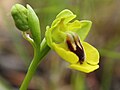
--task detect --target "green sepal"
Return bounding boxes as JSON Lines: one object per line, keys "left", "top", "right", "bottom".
{"left": 27, "top": 4, "right": 41, "bottom": 45}
{"left": 76, "top": 20, "right": 92, "bottom": 41}
{"left": 67, "top": 20, "right": 92, "bottom": 41}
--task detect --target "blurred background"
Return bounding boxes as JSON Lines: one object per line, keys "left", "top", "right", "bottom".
{"left": 0, "top": 0, "right": 120, "bottom": 90}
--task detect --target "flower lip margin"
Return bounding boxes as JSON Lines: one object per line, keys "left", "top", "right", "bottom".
{"left": 69, "top": 62, "right": 99, "bottom": 73}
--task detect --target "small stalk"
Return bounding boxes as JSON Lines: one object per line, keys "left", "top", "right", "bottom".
{"left": 20, "top": 39, "right": 50, "bottom": 90}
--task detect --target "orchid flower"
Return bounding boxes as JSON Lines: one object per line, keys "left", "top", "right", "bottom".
{"left": 45, "top": 9, "right": 99, "bottom": 73}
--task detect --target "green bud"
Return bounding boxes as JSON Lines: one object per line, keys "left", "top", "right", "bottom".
{"left": 11, "top": 4, "right": 29, "bottom": 31}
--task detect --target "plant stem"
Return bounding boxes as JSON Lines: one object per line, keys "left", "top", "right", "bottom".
{"left": 71, "top": 71, "right": 86, "bottom": 90}
{"left": 20, "top": 39, "right": 50, "bottom": 90}
{"left": 20, "top": 45, "right": 40, "bottom": 90}
{"left": 101, "top": 59, "right": 114, "bottom": 90}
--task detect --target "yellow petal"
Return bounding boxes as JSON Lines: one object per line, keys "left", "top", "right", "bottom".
{"left": 69, "top": 62, "right": 99, "bottom": 73}
{"left": 52, "top": 43, "right": 79, "bottom": 64}
{"left": 82, "top": 42, "right": 99, "bottom": 65}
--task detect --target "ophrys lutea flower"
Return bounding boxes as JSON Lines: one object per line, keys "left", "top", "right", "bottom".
{"left": 45, "top": 9, "right": 99, "bottom": 73}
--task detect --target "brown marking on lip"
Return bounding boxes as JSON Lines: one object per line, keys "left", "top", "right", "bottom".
{"left": 66, "top": 34, "right": 85, "bottom": 64}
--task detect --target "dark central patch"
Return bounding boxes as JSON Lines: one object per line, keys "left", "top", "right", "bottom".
{"left": 66, "top": 34, "right": 85, "bottom": 64}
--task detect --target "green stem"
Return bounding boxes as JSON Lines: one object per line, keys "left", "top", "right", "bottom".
{"left": 20, "top": 45, "right": 40, "bottom": 90}
{"left": 101, "top": 59, "right": 114, "bottom": 90}
{"left": 20, "top": 39, "right": 50, "bottom": 90}
{"left": 71, "top": 71, "right": 86, "bottom": 90}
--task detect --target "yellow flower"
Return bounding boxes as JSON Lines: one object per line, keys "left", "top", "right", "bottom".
{"left": 45, "top": 9, "right": 99, "bottom": 73}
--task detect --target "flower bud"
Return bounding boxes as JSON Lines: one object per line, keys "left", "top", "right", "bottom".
{"left": 11, "top": 4, "right": 29, "bottom": 31}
